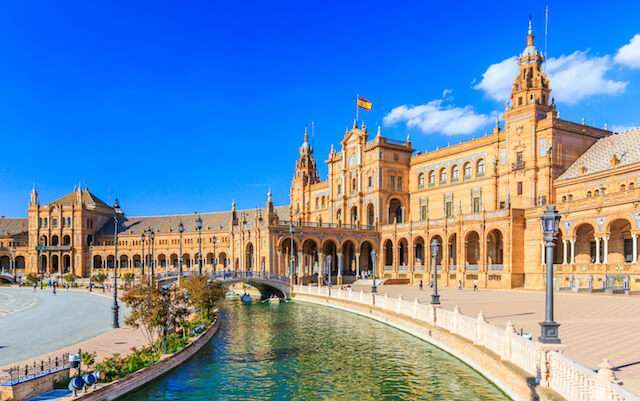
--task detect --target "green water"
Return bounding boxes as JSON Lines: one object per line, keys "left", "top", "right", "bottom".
{"left": 118, "top": 301, "right": 510, "bottom": 400}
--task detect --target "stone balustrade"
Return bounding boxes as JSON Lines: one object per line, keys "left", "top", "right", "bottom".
{"left": 295, "top": 285, "right": 637, "bottom": 401}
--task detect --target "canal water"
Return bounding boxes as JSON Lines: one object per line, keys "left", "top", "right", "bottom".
{"left": 119, "top": 301, "right": 510, "bottom": 401}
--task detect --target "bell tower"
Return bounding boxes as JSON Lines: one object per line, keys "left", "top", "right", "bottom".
{"left": 508, "top": 18, "right": 552, "bottom": 112}
{"left": 290, "top": 127, "right": 319, "bottom": 223}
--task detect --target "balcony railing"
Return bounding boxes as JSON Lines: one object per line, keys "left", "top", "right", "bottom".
{"left": 512, "top": 161, "right": 525, "bottom": 171}
{"left": 399, "top": 265, "right": 408, "bottom": 272}
{"left": 279, "top": 221, "right": 376, "bottom": 231}
{"left": 466, "top": 264, "right": 480, "bottom": 271}
{"left": 489, "top": 264, "right": 504, "bottom": 271}
{"left": 384, "top": 265, "right": 393, "bottom": 272}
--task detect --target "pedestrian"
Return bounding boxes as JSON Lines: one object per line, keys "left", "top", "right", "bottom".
{"left": 458, "top": 280, "right": 462, "bottom": 290}
{"left": 419, "top": 279, "right": 423, "bottom": 291}
{"left": 33, "top": 280, "right": 37, "bottom": 292}
{"left": 53, "top": 282, "right": 57, "bottom": 295}
{"left": 473, "top": 279, "right": 478, "bottom": 292}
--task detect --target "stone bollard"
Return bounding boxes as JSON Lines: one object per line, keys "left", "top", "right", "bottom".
{"left": 596, "top": 359, "right": 622, "bottom": 399}
{"left": 474, "top": 312, "right": 486, "bottom": 345}
{"left": 501, "top": 321, "right": 514, "bottom": 361}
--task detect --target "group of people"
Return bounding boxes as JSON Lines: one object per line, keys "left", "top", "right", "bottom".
{"left": 419, "top": 278, "right": 480, "bottom": 292}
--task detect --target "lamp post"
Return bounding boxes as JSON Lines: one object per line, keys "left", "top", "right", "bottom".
{"left": 140, "top": 233, "right": 145, "bottom": 281}
{"left": 161, "top": 284, "right": 169, "bottom": 354}
{"left": 539, "top": 205, "right": 562, "bottom": 344}
{"left": 212, "top": 235, "right": 217, "bottom": 275}
{"left": 112, "top": 199, "right": 122, "bottom": 329}
{"left": 430, "top": 238, "right": 441, "bottom": 305}
{"left": 371, "top": 249, "right": 377, "bottom": 293}
{"left": 178, "top": 222, "right": 184, "bottom": 279}
{"left": 289, "top": 222, "right": 295, "bottom": 288}
{"left": 195, "top": 214, "right": 203, "bottom": 276}
{"left": 326, "top": 254, "right": 332, "bottom": 296}
{"left": 150, "top": 230, "right": 155, "bottom": 284}
{"left": 11, "top": 241, "right": 16, "bottom": 282}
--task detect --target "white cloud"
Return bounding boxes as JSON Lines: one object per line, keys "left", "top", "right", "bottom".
{"left": 383, "top": 99, "right": 494, "bottom": 136}
{"left": 615, "top": 34, "right": 640, "bottom": 69}
{"left": 611, "top": 124, "right": 639, "bottom": 133}
{"left": 473, "top": 56, "right": 518, "bottom": 102}
{"left": 475, "top": 51, "right": 627, "bottom": 105}
{"left": 546, "top": 51, "right": 627, "bottom": 104}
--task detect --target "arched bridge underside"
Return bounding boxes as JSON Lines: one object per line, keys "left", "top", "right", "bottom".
{"left": 0, "top": 273, "right": 15, "bottom": 284}
{"left": 157, "top": 272, "right": 290, "bottom": 299}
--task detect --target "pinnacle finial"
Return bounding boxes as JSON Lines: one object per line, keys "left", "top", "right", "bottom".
{"left": 267, "top": 188, "right": 272, "bottom": 204}
{"left": 232, "top": 200, "right": 237, "bottom": 211}
{"left": 304, "top": 126, "right": 309, "bottom": 143}
{"left": 376, "top": 125, "right": 382, "bottom": 137}
{"left": 352, "top": 119, "right": 358, "bottom": 129}
{"left": 528, "top": 16, "right": 533, "bottom": 35}
{"left": 406, "top": 131, "right": 411, "bottom": 143}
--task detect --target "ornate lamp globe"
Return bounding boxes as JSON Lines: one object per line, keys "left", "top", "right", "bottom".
{"left": 178, "top": 222, "right": 184, "bottom": 234}
{"left": 430, "top": 238, "right": 440, "bottom": 257}
{"left": 541, "top": 205, "right": 561, "bottom": 241}
{"left": 195, "top": 214, "right": 203, "bottom": 231}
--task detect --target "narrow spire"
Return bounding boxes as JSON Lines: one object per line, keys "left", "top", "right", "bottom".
{"left": 376, "top": 125, "right": 382, "bottom": 138}
{"left": 304, "top": 126, "right": 309, "bottom": 143}
{"left": 267, "top": 188, "right": 272, "bottom": 204}
{"left": 231, "top": 200, "right": 237, "bottom": 211}
{"left": 406, "top": 131, "right": 411, "bottom": 143}
{"left": 352, "top": 119, "right": 358, "bottom": 129}
{"left": 527, "top": 17, "right": 535, "bottom": 46}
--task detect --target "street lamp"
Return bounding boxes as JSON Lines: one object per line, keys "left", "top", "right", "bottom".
{"left": 539, "top": 205, "right": 562, "bottom": 344}
{"left": 326, "top": 254, "right": 332, "bottom": 296}
{"left": 140, "top": 232, "right": 145, "bottom": 279}
{"left": 430, "top": 238, "right": 441, "bottom": 305}
{"left": 112, "top": 199, "right": 122, "bottom": 329}
{"left": 178, "top": 222, "right": 184, "bottom": 279}
{"left": 195, "top": 214, "right": 203, "bottom": 276}
{"left": 212, "top": 235, "right": 217, "bottom": 275}
{"left": 289, "top": 222, "right": 295, "bottom": 288}
{"left": 150, "top": 230, "right": 155, "bottom": 285}
{"left": 371, "top": 249, "right": 377, "bottom": 293}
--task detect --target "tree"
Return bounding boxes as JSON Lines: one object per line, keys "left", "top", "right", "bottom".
{"left": 123, "top": 272, "right": 135, "bottom": 289}
{"left": 121, "top": 284, "right": 189, "bottom": 352}
{"left": 180, "top": 276, "right": 224, "bottom": 320}
{"left": 63, "top": 273, "right": 77, "bottom": 286}
{"left": 91, "top": 273, "right": 107, "bottom": 286}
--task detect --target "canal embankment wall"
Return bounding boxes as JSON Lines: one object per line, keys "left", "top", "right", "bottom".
{"left": 74, "top": 317, "right": 220, "bottom": 401}
{"left": 294, "top": 286, "right": 635, "bottom": 401}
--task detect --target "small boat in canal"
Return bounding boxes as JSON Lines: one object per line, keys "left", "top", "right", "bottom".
{"left": 241, "top": 293, "right": 253, "bottom": 304}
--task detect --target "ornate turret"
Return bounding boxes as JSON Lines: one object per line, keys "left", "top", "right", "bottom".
{"left": 29, "top": 185, "right": 38, "bottom": 207}
{"left": 509, "top": 18, "right": 551, "bottom": 111}
{"left": 290, "top": 127, "right": 320, "bottom": 223}
{"left": 231, "top": 200, "right": 238, "bottom": 225}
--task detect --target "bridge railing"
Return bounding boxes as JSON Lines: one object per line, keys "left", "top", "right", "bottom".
{"left": 294, "top": 285, "right": 638, "bottom": 401}
{"left": 157, "top": 271, "right": 290, "bottom": 285}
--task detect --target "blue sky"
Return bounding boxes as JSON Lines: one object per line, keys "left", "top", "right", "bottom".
{"left": 2, "top": 1, "right": 639, "bottom": 217}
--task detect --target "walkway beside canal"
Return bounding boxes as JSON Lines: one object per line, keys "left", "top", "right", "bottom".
{"left": 363, "top": 285, "right": 640, "bottom": 394}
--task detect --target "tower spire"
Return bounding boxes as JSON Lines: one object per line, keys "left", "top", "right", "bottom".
{"left": 527, "top": 16, "right": 535, "bottom": 46}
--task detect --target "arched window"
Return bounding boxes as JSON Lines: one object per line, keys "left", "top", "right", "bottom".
{"left": 620, "top": 184, "right": 626, "bottom": 192}
{"left": 451, "top": 165, "right": 459, "bottom": 181}
{"left": 428, "top": 170, "right": 436, "bottom": 185}
{"left": 315, "top": 197, "right": 319, "bottom": 209}
{"left": 51, "top": 235, "right": 59, "bottom": 246}
{"left": 630, "top": 183, "right": 636, "bottom": 191}
{"left": 439, "top": 168, "right": 447, "bottom": 184}
{"left": 417, "top": 173, "right": 425, "bottom": 189}
{"left": 336, "top": 209, "right": 342, "bottom": 224}
{"left": 463, "top": 162, "right": 472, "bottom": 178}
{"left": 476, "top": 159, "right": 485, "bottom": 176}
{"left": 63, "top": 235, "right": 71, "bottom": 245}
{"left": 587, "top": 191, "right": 592, "bottom": 198}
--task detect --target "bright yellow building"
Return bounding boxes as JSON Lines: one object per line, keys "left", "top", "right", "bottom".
{"left": 1, "top": 24, "right": 637, "bottom": 292}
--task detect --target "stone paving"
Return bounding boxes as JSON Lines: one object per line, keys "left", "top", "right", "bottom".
{"left": 0, "top": 287, "right": 142, "bottom": 368}
{"left": 364, "top": 284, "right": 640, "bottom": 394}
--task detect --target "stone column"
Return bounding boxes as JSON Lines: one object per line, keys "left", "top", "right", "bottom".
{"left": 633, "top": 234, "right": 638, "bottom": 264}
{"left": 603, "top": 236, "right": 609, "bottom": 264}
{"left": 318, "top": 252, "right": 324, "bottom": 286}
{"left": 570, "top": 239, "right": 576, "bottom": 264}
{"left": 595, "top": 237, "right": 601, "bottom": 264}
{"left": 337, "top": 252, "right": 343, "bottom": 285}
{"left": 562, "top": 240, "right": 568, "bottom": 265}
{"left": 277, "top": 251, "right": 281, "bottom": 276}
{"left": 355, "top": 253, "right": 360, "bottom": 280}
{"left": 297, "top": 250, "right": 303, "bottom": 285}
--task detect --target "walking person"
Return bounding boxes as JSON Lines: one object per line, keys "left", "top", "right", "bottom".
{"left": 473, "top": 279, "right": 478, "bottom": 292}
{"left": 458, "top": 280, "right": 462, "bottom": 290}
{"left": 419, "top": 279, "right": 423, "bottom": 291}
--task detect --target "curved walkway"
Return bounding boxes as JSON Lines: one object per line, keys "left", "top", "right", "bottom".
{"left": 0, "top": 288, "right": 131, "bottom": 366}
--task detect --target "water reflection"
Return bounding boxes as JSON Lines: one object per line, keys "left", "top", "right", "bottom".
{"left": 119, "top": 302, "right": 510, "bottom": 401}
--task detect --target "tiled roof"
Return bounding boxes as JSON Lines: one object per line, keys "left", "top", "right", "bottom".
{"left": 0, "top": 218, "right": 28, "bottom": 236}
{"left": 49, "top": 188, "right": 112, "bottom": 209}
{"left": 558, "top": 128, "right": 640, "bottom": 180}
{"left": 97, "top": 205, "right": 289, "bottom": 236}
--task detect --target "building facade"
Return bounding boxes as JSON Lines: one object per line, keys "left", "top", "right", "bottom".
{"left": 1, "top": 23, "right": 639, "bottom": 291}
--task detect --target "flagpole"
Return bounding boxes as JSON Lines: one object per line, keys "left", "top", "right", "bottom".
{"left": 355, "top": 93, "right": 359, "bottom": 126}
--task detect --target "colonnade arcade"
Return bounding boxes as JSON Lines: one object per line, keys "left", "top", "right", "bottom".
{"left": 275, "top": 236, "right": 377, "bottom": 284}
{"left": 381, "top": 227, "right": 506, "bottom": 287}
{"left": 90, "top": 250, "right": 235, "bottom": 274}
{"left": 553, "top": 217, "right": 640, "bottom": 289}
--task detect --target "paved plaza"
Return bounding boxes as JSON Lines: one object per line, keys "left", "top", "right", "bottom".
{"left": 366, "top": 284, "right": 640, "bottom": 393}
{"left": 0, "top": 288, "right": 131, "bottom": 366}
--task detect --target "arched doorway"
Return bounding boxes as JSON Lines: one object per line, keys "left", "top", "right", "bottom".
{"left": 413, "top": 236, "right": 425, "bottom": 269}
{"left": 398, "top": 238, "right": 409, "bottom": 271}
{"left": 388, "top": 199, "right": 403, "bottom": 224}
{"left": 0, "top": 256, "right": 10, "bottom": 272}
{"left": 93, "top": 255, "right": 102, "bottom": 270}
{"left": 384, "top": 239, "right": 393, "bottom": 272}
{"left": 465, "top": 231, "right": 480, "bottom": 269}
{"left": 321, "top": 240, "right": 338, "bottom": 280}
{"left": 219, "top": 252, "right": 228, "bottom": 269}
{"left": 51, "top": 255, "right": 59, "bottom": 273}
{"left": 486, "top": 230, "right": 504, "bottom": 268}
{"left": 15, "top": 256, "right": 25, "bottom": 270}
{"left": 574, "top": 224, "right": 596, "bottom": 264}
{"left": 280, "top": 237, "right": 298, "bottom": 277}
{"left": 245, "top": 243, "right": 254, "bottom": 271}
{"left": 119, "top": 255, "right": 129, "bottom": 270}
{"left": 350, "top": 206, "right": 358, "bottom": 226}
{"left": 608, "top": 219, "right": 633, "bottom": 264}
{"left": 40, "top": 255, "right": 48, "bottom": 273}
{"left": 341, "top": 240, "right": 356, "bottom": 279}
{"left": 302, "top": 239, "right": 318, "bottom": 283}
{"left": 206, "top": 253, "right": 215, "bottom": 271}
{"left": 63, "top": 254, "right": 71, "bottom": 273}
{"left": 360, "top": 241, "right": 374, "bottom": 278}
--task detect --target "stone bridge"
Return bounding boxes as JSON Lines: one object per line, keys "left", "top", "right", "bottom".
{"left": 0, "top": 272, "right": 15, "bottom": 283}
{"left": 158, "top": 271, "right": 291, "bottom": 298}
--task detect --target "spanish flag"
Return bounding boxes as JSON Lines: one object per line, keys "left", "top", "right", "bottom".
{"left": 357, "top": 97, "right": 372, "bottom": 111}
